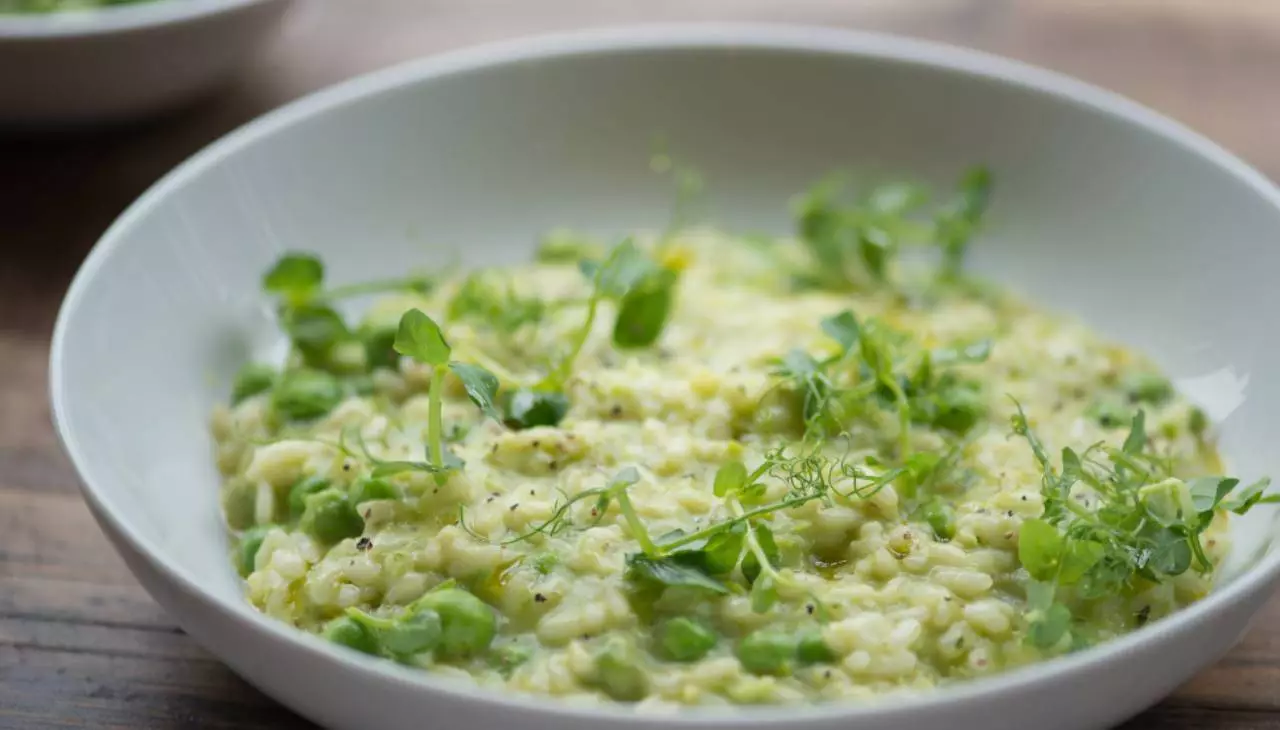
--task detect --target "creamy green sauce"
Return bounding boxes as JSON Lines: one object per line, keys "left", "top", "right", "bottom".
{"left": 212, "top": 173, "right": 1261, "bottom": 707}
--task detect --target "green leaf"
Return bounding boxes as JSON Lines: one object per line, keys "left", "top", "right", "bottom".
{"left": 231, "top": 363, "right": 276, "bottom": 404}
{"left": 1025, "top": 580, "right": 1055, "bottom": 612}
{"left": 1028, "top": 602, "right": 1071, "bottom": 649}
{"left": 613, "top": 268, "right": 677, "bottom": 349}
{"left": 1225, "top": 477, "right": 1278, "bottom": 515}
{"left": 282, "top": 303, "right": 349, "bottom": 361}
{"left": 625, "top": 554, "right": 728, "bottom": 594}
{"left": 448, "top": 361, "right": 502, "bottom": 421}
{"left": 750, "top": 573, "right": 779, "bottom": 613}
{"left": 1150, "top": 528, "right": 1192, "bottom": 576}
{"left": 713, "top": 461, "right": 748, "bottom": 498}
{"left": 858, "top": 229, "right": 890, "bottom": 281}
{"left": 819, "top": 310, "right": 860, "bottom": 354}
{"left": 1018, "top": 519, "right": 1063, "bottom": 581}
{"left": 263, "top": 252, "right": 323, "bottom": 302}
{"left": 504, "top": 389, "right": 570, "bottom": 430}
{"left": 1060, "top": 448, "right": 1083, "bottom": 491}
{"left": 1058, "top": 539, "right": 1105, "bottom": 584}
{"left": 393, "top": 309, "right": 451, "bottom": 366}
{"left": 594, "top": 240, "right": 654, "bottom": 299}
{"left": 701, "top": 524, "right": 747, "bottom": 574}
{"left": 1122, "top": 410, "right": 1147, "bottom": 456}
{"left": 1189, "top": 476, "right": 1239, "bottom": 513}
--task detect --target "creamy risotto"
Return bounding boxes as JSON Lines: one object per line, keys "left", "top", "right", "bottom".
{"left": 211, "top": 169, "right": 1272, "bottom": 707}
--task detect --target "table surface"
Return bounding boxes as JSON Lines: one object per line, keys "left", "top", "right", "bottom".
{"left": 4, "top": 1, "right": 1280, "bottom": 728}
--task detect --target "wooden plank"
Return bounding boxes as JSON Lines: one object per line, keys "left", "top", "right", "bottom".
{"left": 0, "top": 490, "right": 137, "bottom": 584}
{"left": 0, "top": 645, "right": 314, "bottom": 729}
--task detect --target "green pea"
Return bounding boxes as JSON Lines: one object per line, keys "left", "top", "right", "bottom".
{"left": 931, "top": 384, "right": 984, "bottom": 434}
{"left": 415, "top": 588, "right": 496, "bottom": 658}
{"left": 796, "top": 629, "right": 835, "bottom": 664}
{"left": 360, "top": 323, "right": 400, "bottom": 370}
{"left": 381, "top": 609, "right": 442, "bottom": 657}
{"left": 288, "top": 476, "right": 332, "bottom": 521}
{"left": 1087, "top": 398, "right": 1131, "bottom": 429}
{"left": 351, "top": 477, "right": 399, "bottom": 506}
{"left": 235, "top": 525, "right": 274, "bottom": 577}
{"left": 593, "top": 640, "right": 649, "bottom": 702}
{"left": 271, "top": 369, "right": 343, "bottom": 421}
{"left": 231, "top": 363, "right": 276, "bottom": 404}
{"left": 736, "top": 630, "right": 798, "bottom": 676}
{"left": 657, "top": 617, "right": 716, "bottom": 662}
{"left": 322, "top": 616, "right": 379, "bottom": 655}
{"left": 1121, "top": 372, "right": 1173, "bottom": 405}
{"left": 300, "top": 488, "right": 364, "bottom": 544}
{"left": 923, "top": 500, "right": 956, "bottom": 541}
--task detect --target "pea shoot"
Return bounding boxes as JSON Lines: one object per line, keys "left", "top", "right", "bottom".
{"left": 789, "top": 167, "right": 990, "bottom": 291}
{"left": 543, "top": 239, "right": 680, "bottom": 390}
{"left": 260, "top": 252, "right": 436, "bottom": 374}
{"left": 391, "top": 308, "right": 502, "bottom": 482}
{"left": 1009, "top": 400, "right": 1276, "bottom": 649}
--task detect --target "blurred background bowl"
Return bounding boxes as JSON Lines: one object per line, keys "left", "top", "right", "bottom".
{"left": 0, "top": 0, "right": 293, "bottom": 124}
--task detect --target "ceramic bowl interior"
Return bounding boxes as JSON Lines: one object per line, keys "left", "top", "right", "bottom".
{"left": 50, "top": 25, "right": 1280, "bottom": 730}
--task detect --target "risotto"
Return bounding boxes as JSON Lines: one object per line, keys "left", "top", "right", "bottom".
{"left": 211, "top": 169, "right": 1272, "bottom": 707}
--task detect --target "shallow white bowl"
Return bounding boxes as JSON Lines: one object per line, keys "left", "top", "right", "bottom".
{"left": 50, "top": 24, "right": 1280, "bottom": 730}
{"left": 0, "top": 0, "right": 291, "bottom": 123}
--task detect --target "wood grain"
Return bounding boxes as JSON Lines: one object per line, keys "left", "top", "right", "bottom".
{"left": 2, "top": 0, "right": 1279, "bottom": 727}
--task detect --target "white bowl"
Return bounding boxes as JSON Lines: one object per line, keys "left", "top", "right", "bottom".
{"left": 0, "top": 0, "right": 292, "bottom": 123}
{"left": 50, "top": 24, "right": 1280, "bottom": 730}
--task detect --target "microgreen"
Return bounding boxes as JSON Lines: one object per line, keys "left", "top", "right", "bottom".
{"left": 392, "top": 309, "right": 502, "bottom": 482}
{"left": 1008, "top": 400, "right": 1276, "bottom": 650}
{"left": 259, "top": 252, "right": 437, "bottom": 374}
{"left": 789, "top": 167, "right": 991, "bottom": 291}
{"left": 544, "top": 239, "right": 680, "bottom": 390}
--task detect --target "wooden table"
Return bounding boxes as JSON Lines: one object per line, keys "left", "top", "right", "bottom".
{"left": 3, "top": 1, "right": 1280, "bottom": 727}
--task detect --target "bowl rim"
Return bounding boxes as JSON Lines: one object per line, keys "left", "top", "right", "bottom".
{"left": 0, "top": 0, "right": 281, "bottom": 38}
{"left": 48, "top": 22, "right": 1280, "bottom": 725}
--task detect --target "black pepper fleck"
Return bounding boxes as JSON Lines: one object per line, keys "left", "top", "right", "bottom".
{"left": 1136, "top": 605, "right": 1151, "bottom": 626}
{"left": 510, "top": 503, "right": 519, "bottom": 511}
{"left": 610, "top": 405, "right": 623, "bottom": 417}
{"left": 1006, "top": 510, "right": 1014, "bottom": 518}
{"left": 534, "top": 593, "right": 547, "bottom": 603}
{"left": 529, "top": 489, "right": 535, "bottom": 495}
{"left": 532, "top": 440, "right": 541, "bottom": 448}
{"left": 548, "top": 460, "right": 559, "bottom": 470}
{"left": 342, "top": 463, "right": 351, "bottom": 472}
{"left": 823, "top": 670, "right": 832, "bottom": 679}
{"left": 356, "top": 537, "right": 373, "bottom": 551}
{"left": 806, "top": 604, "right": 815, "bottom": 615}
